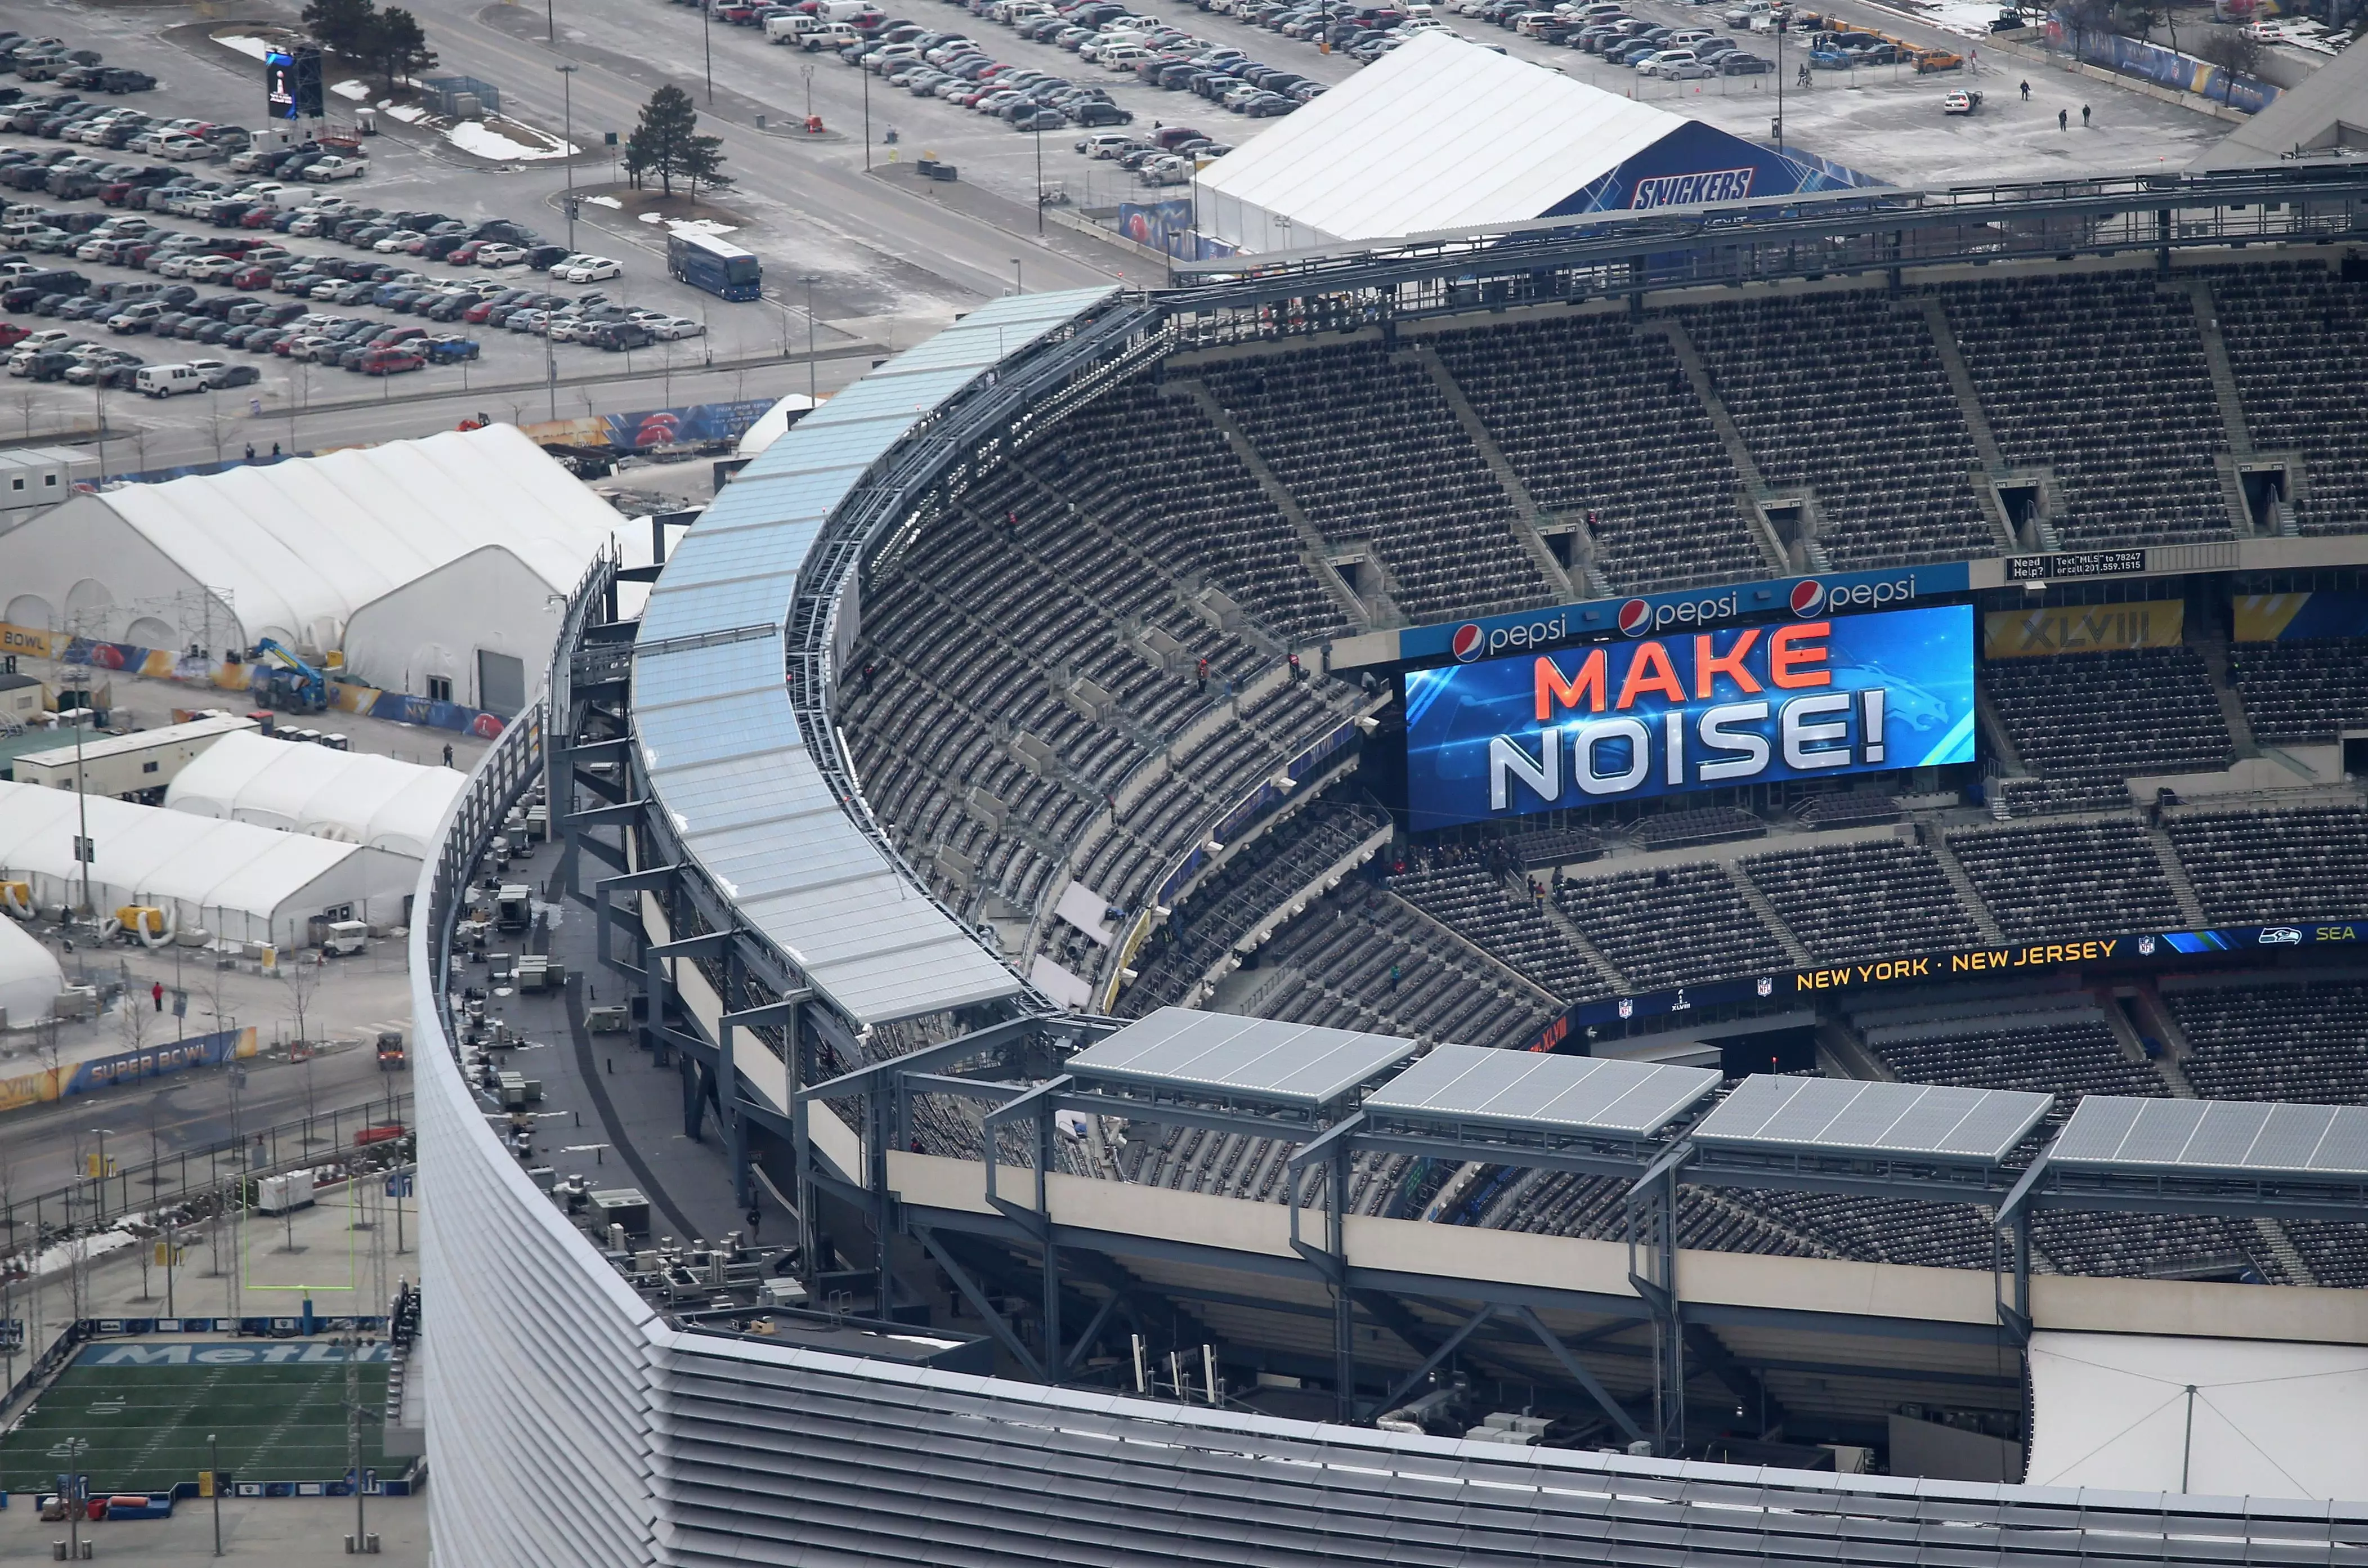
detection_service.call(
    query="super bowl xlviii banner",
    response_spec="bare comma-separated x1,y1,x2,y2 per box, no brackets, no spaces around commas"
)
1404,604,1975,832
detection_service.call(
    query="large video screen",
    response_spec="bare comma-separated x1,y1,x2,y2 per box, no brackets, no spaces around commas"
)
1404,604,1976,832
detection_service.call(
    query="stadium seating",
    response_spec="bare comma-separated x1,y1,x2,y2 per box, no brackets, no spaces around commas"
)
1981,647,2233,798
1939,274,2235,548
1684,294,1998,566
2164,982,2368,1105
1555,863,1789,992
2208,263,2368,536
1425,314,1769,592
1031,379,1351,647
1944,820,2186,940
1864,1015,2165,1104
2165,806,2368,924
1742,840,1981,964
1197,344,1557,622
1119,801,1388,1015
2229,637,2368,747
1386,856,1606,1002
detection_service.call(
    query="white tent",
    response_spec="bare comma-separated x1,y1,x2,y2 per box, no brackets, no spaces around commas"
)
164,731,465,859
735,395,818,459
2026,1330,2368,1500
0,779,413,946
0,915,62,1029
0,424,623,706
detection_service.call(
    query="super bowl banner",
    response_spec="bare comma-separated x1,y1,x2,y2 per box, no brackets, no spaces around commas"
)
1404,604,1976,832
2234,592,2368,643
0,1025,257,1112
1983,601,2184,658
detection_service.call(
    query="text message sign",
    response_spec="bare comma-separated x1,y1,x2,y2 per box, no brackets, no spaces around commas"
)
1404,604,1976,831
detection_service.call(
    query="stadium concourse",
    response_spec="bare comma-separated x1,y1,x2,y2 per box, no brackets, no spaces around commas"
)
414,167,2368,1567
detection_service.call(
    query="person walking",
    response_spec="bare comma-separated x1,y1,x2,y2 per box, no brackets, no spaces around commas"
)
2019,78,2030,100
2081,103,2091,126
151,980,163,1013
243,442,256,462
2058,107,2069,131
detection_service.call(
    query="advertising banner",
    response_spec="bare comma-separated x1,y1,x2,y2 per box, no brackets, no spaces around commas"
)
2233,591,2368,643
1529,919,2364,1047
1983,601,2184,658
0,1026,257,1111
1405,604,1975,832
1392,563,1969,667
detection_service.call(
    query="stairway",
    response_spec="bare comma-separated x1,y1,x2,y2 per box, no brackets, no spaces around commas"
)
1924,832,2009,946
1163,380,1378,630
1645,321,1791,572
1816,1014,1898,1083
2252,1217,2320,1287
2189,636,2261,759
2143,824,2210,929
1533,890,1630,996
1725,863,1812,967
1914,298,2024,552
2177,279,2261,536
1399,342,1577,598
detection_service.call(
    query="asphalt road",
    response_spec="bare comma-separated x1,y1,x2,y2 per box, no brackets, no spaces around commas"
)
1,1044,408,1226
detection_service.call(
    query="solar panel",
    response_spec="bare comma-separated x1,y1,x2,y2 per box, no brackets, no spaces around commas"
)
2051,1096,2368,1180
1065,1008,1415,1109
1692,1076,2052,1165
1363,1045,1718,1139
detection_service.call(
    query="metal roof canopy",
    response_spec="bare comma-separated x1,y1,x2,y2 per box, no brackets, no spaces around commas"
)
2052,1096,2368,1181
1365,1045,1718,1141
1694,1076,2052,1167
1065,1007,1415,1113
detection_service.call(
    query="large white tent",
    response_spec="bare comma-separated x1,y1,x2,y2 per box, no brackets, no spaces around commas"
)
0,779,412,946
1193,33,1873,254
0,424,625,711
164,731,465,859
0,915,62,1029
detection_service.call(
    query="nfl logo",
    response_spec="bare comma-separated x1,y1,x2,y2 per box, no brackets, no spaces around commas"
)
1756,976,1773,997
2139,935,2156,955
1617,998,1633,1019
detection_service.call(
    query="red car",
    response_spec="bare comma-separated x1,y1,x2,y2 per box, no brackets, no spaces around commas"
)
239,206,277,229
231,265,274,289
0,323,28,350
360,347,422,375
99,181,130,205
447,240,482,265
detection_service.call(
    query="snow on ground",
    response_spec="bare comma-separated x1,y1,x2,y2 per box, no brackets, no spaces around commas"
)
332,78,370,101
213,33,279,61
383,103,428,123
638,214,740,235
446,119,578,160
585,194,624,208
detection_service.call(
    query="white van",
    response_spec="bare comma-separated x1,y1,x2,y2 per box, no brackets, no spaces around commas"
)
766,12,820,40
136,362,203,397
323,919,369,956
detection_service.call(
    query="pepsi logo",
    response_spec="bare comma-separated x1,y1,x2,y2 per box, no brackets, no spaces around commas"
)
1450,624,1486,662
1617,599,1653,637
1790,579,1826,616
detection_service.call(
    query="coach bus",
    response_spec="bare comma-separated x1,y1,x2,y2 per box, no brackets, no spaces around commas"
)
666,229,761,302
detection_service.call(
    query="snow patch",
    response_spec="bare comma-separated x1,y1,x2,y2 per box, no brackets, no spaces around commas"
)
446,119,577,162
636,214,740,235
584,194,623,209
383,103,428,124
332,78,370,102
213,33,281,61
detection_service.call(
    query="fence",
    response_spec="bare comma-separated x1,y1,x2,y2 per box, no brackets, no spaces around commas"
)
1,1090,414,1256
419,74,502,118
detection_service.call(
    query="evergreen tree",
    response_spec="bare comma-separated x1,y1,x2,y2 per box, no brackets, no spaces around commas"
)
627,85,721,198
363,7,436,94
300,0,378,58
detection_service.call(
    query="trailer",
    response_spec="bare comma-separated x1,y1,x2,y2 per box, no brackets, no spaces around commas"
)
10,713,258,800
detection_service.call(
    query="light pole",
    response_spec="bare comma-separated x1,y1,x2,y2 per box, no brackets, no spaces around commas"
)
862,67,871,169
702,0,715,105
802,62,814,123
210,1430,222,1556
557,64,580,251
799,273,819,404
1010,256,1022,296
1033,121,1044,234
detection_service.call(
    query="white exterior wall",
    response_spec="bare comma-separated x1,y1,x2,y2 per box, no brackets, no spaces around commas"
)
0,496,249,648
0,915,61,1028
342,546,570,705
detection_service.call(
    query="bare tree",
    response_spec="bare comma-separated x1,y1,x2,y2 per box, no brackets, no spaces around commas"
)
2198,27,2263,80
285,951,322,1054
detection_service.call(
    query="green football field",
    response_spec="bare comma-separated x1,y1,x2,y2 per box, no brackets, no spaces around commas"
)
0,1351,388,1494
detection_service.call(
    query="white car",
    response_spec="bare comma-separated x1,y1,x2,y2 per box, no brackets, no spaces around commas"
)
301,156,369,182
555,256,621,283
650,316,705,340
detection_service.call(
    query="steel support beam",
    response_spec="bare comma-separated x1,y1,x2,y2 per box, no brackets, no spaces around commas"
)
1511,1305,1644,1444
915,1226,1041,1380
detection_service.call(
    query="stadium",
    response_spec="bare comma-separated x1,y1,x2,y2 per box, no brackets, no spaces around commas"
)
417,164,2368,1565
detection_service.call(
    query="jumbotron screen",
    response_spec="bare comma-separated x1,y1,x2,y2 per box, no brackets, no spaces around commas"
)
1403,603,1976,832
